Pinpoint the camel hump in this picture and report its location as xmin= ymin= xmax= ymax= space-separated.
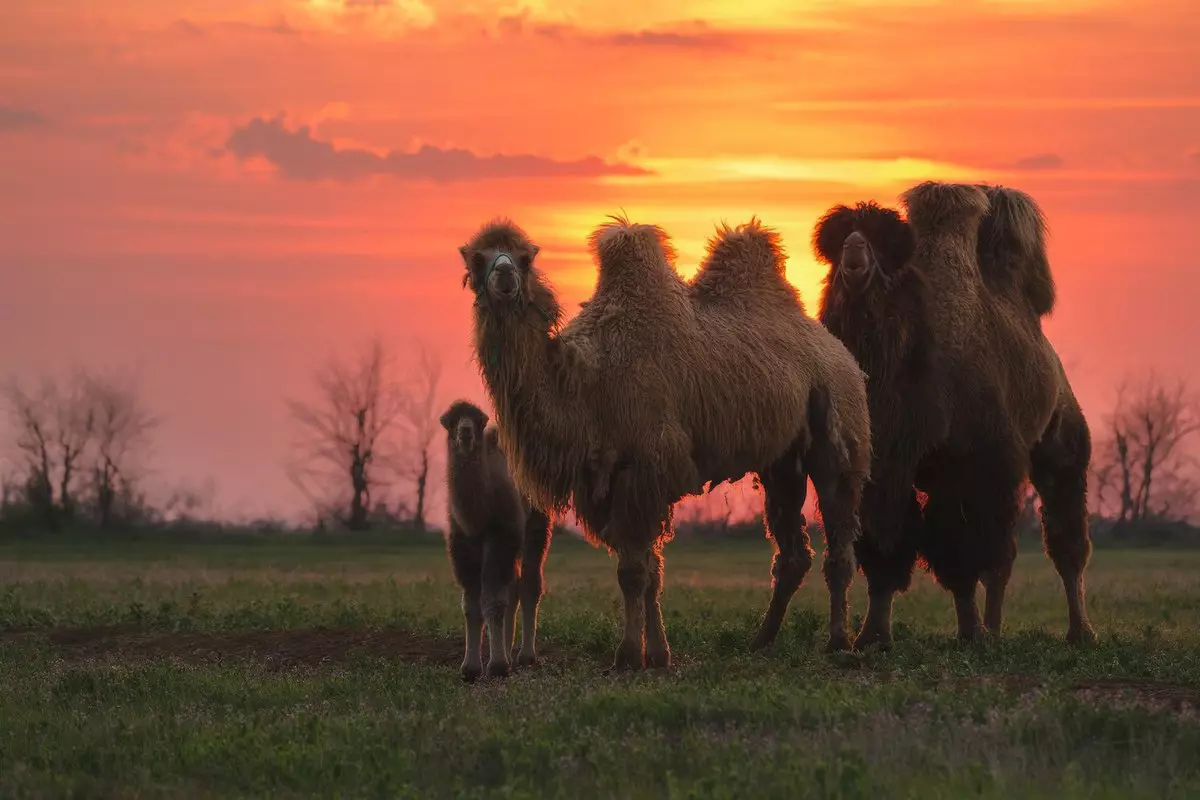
xmin=976 ymin=184 xmax=1056 ymax=316
xmin=901 ymin=181 xmax=990 ymax=237
xmin=587 ymin=214 xmax=676 ymax=279
xmin=694 ymin=217 xmax=789 ymax=291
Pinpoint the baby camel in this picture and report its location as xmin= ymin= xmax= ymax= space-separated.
xmin=441 ymin=399 xmax=553 ymax=681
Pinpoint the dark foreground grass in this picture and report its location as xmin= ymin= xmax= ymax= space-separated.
xmin=1 ymin=534 xmax=1198 ymax=798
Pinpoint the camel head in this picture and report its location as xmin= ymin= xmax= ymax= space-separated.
xmin=813 ymin=202 xmax=915 ymax=296
xmin=459 ymin=218 xmax=543 ymax=314
xmin=440 ymin=399 xmax=490 ymax=460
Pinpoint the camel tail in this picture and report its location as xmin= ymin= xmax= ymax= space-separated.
xmin=587 ymin=214 xmax=676 ymax=277
xmin=977 ymin=184 xmax=1056 ymax=316
xmin=901 ymin=181 xmax=990 ymax=237
xmin=695 ymin=217 xmax=789 ymax=291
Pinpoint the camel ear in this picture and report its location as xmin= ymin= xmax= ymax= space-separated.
xmin=812 ymin=205 xmax=857 ymax=266
xmin=458 ymin=245 xmax=470 ymax=266
xmin=439 ymin=409 xmax=455 ymax=431
xmin=476 ymin=409 xmax=490 ymax=429
xmin=519 ymin=244 xmax=539 ymax=272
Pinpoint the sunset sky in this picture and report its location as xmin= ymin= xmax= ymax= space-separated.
xmin=1 ymin=0 xmax=1198 ymax=522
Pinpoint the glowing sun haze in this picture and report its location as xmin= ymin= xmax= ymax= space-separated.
xmin=1 ymin=0 xmax=1198 ymax=520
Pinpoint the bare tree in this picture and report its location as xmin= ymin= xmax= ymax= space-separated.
xmin=395 ymin=343 xmax=443 ymax=532
xmin=1093 ymin=370 xmax=1200 ymax=524
xmin=286 ymin=336 xmax=406 ymax=531
xmin=84 ymin=370 xmax=159 ymax=527
xmin=54 ymin=373 xmax=95 ymax=520
xmin=2 ymin=377 xmax=56 ymax=523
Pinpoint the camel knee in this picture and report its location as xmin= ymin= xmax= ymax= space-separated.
xmin=520 ymin=567 xmax=544 ymax=606
xmin=822 ymin=539 xmax=856 ymax=593
xmin=617 ymin=561 xmax=650 ymax=598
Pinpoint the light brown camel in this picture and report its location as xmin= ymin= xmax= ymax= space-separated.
xmin=458 ymin=216 xmax=871 ymax=670
xmin=813 ymin=181 xmax=1096 ymax=647
xmin=441 ymin=399 xmax=553 ymax=681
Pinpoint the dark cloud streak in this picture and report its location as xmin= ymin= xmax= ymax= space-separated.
xmin=0 ymin=105 xmax=48 ymax=132
xmin=1013 ymin=153 xmax=1066 ymax=170
xmin=495 ymin=14 xmax=740 ymax=51
xmin=224 ymin=116 xmax=649 ymax=182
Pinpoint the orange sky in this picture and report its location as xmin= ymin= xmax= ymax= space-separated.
xmin=1 ymin=0 xmax=1198 ymax=522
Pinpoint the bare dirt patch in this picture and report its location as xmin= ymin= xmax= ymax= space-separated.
xmin=2 ymin=625 xmax=463 ymax=669
xmin=1070 ymin=677 xmax=1200 ymax=717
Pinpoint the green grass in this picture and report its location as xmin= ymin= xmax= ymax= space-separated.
xmin=1 ymin=533 xmax=1198 ymax=798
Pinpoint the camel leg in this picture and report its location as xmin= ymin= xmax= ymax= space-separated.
xmin=517 ymin=509 xmax=552 ymax=668
xmin=460 ymin=584 xmax=484 ymax=683
xmin=644 ymin=547 xmax=671 ymax=668
xmin=921 ymin=448 xmax=1022 ymax=644
xmin=750 ymin=449 xmax=814 ymax=651
xmin=854 ymin=486 xmax=923 ymax=651
xmin=612 ymin=541 xmax=651 ymax=671
xmin=1030 ymin=402 xmax=1097 ymax=645
xmin=982 ymin=522 xmax=1018 ymax=635
xmin=502 ymin=574 xmax=520 ymax=659
xmin=813 ymin=475 xmax=862 ymax=653
xmin=481 ymin=536 xmax=519 ymax=678
xmin=447 ymin=525 xmax=485 ymax=682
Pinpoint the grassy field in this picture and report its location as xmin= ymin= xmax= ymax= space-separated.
xmin=1 ymin=532 xmax=1198 ymax=799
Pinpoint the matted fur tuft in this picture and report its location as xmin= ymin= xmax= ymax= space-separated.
xmin=976 ymin=184 xmax=1056 ymax=315
xmin=901 ymin=181 xmax=990 ymax=235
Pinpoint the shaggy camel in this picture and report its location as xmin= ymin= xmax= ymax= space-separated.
xmin=441 ymin=399 xmax=553 ymax=681
xmin=458 ymin=216 xmax=871 ymax=670
xmin=813 ymin=181 xmax=1096 ymax=647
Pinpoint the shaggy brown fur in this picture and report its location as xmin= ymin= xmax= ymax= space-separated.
xmin=459 ymin=216 xmax=871 ymax=670
xmin=814 ymin=181 xmax=1095 ymax=647
xmin=441 ymin=399 xmax=552 ymax=681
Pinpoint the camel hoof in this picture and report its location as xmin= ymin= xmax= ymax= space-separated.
xmin=608 ymin=642 xmax=645 ymax=672
xmin=853 ymin=629 xmax=893 ymax=652
xmin=460 ymin=663 xmax=483 ymax=683
xmin=517 ymin=652 xmax=539 ymax=669
xmin=486 ymin=660 xmax=511 ymax=679
xmin=749 ymin=630 xmax=777 ymax=653
xmin=957 ymin=627 xmax=991 ymax=646
xmin=824 ymin=633 xmax=854 ymax=654
xmin=1067 ymin=625 xmax=1098 ymax=646
xmin=645 ymin=648 xmax=672 ymax=670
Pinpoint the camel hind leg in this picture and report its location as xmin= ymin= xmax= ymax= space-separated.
xmin=920 ymin=447 xmax=1022 ymax=643
xmin=853 ymin=485 xmax=923 ymax=651
xmin=806 ymin=393 xmax=866 ymax=654
xmin=750 ymin=441 xmax=815 ymax=651
xmin=517 ymin=507 xmax=552 ymax=668
xmin=644 ymin=546 xmax=671 ymax=668
xmin=480 ymin=535 xmax=520 ymax=678
xmin=1030 ymin=397 xmax=1097 ymax=645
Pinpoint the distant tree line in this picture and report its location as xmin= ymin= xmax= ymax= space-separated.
xmin=2 ymin=346 xmax=1197 ymax=546
xmin=1 ymin=368 xmax=157 ymax=530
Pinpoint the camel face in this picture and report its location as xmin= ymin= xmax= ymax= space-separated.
xmin=840 ymin=231 xmax=881 ymax=292
xmin=451 ymin=416 xmax=482 ymax=458
xmin=439 ymin=400 xmax=490 ymax=460
xmin=465 ymin=248 xmax=531 ymax=309
xmin=813 ymin=202 xmax=916 ymax=298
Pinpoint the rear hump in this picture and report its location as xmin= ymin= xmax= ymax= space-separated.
xmin=692 ymin=218 xmax=793 ymax=298
xmin=977 ymin=184 xmax=1056 ymax=315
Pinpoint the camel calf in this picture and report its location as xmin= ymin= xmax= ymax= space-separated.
xmin=441 ymin=399 xmax=552 ymax=681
